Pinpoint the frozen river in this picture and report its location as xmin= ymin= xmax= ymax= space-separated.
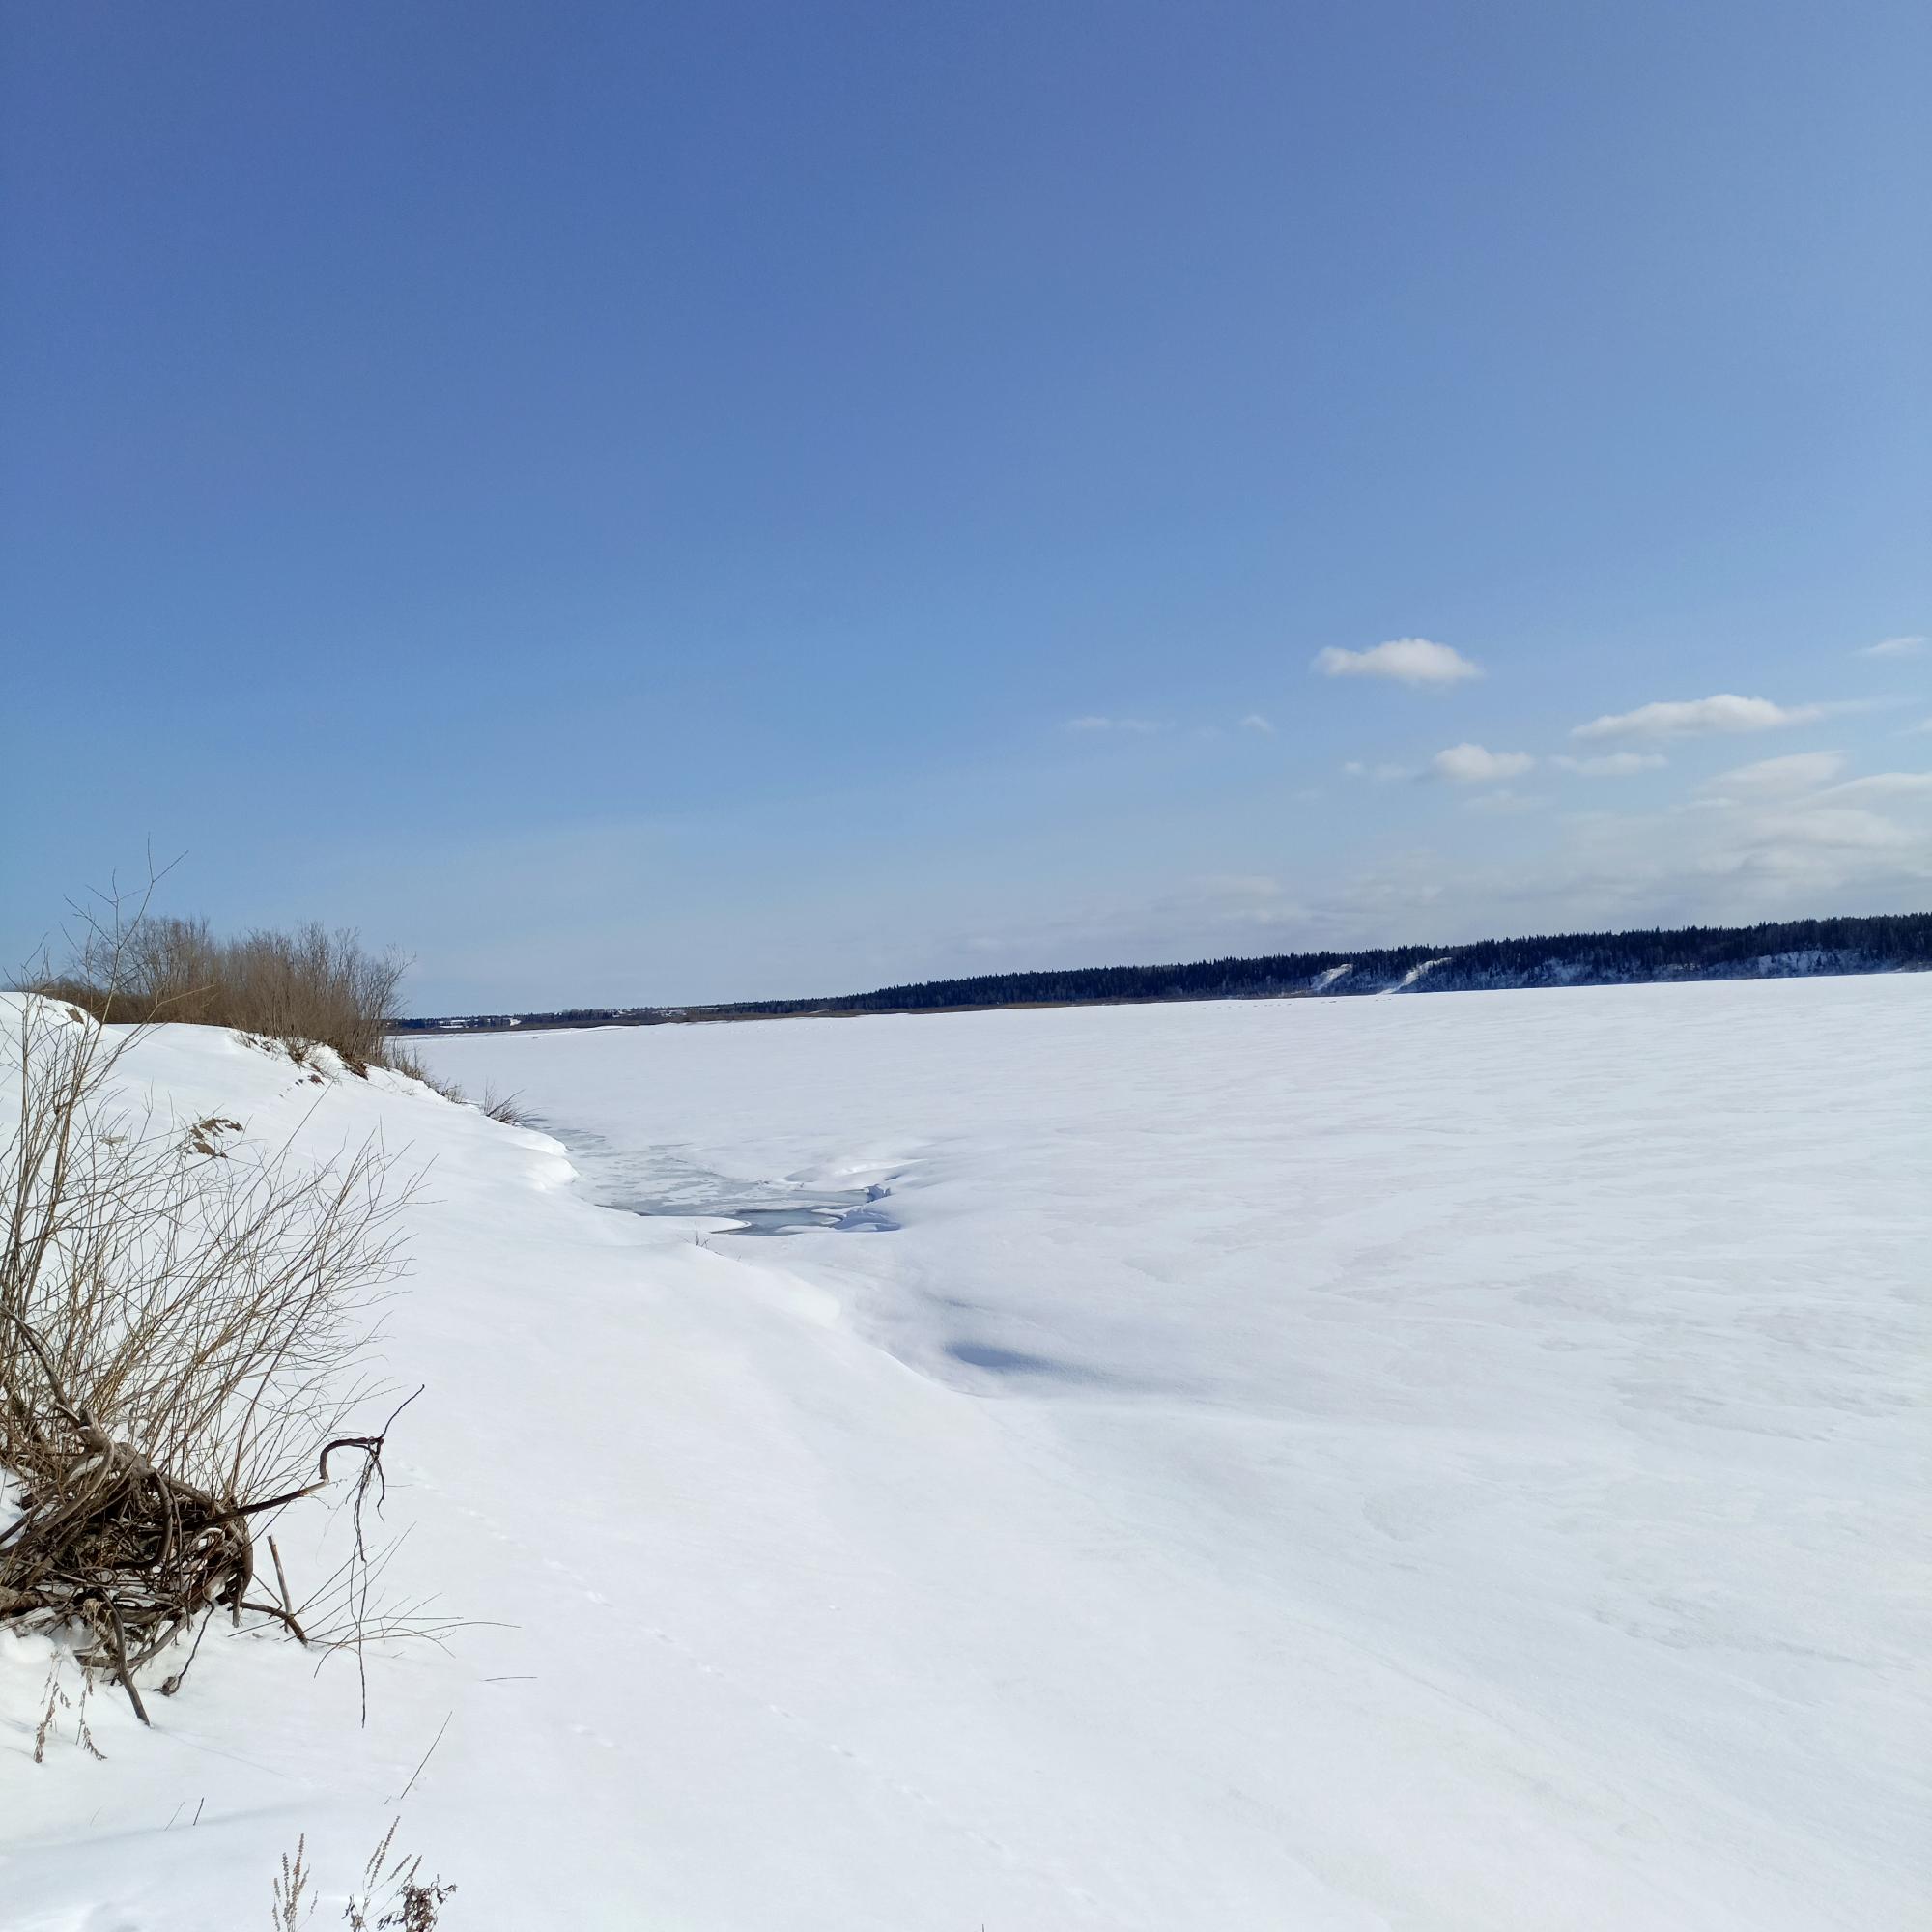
xmin=405 ymin=975 xmax=1928 ymax=1928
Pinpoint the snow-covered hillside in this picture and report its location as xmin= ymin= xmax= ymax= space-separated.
xmin=4 ymin=979 xmax=1926 ymax=1929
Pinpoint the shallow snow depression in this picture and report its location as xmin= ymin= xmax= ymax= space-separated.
xmin=4 ymin=978 xmax=1926 ymax=1929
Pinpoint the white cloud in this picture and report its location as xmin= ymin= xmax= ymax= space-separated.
xmin=1312 ymin=638 xmax=1482 ymax=687
xmin=1821 ymin=771 xmax=1932 ymax=801
xmin=1549 ymin=752 xmax=1666 ymax=778
xmin=1699 ymin=751 xmax=1847 ymax=798
xmin=1856 ymin=635 xmax=1926 ymax=659
xmin=945 ymin=777 xmax=1932 ymax=978
xmin=1322 ymin=753 xmax=1932 ymax=952
xmin=1572 ymin=695 xmax=1826 ymax=741
xmin=1738 ymin=804 xmax=1918 ymax=855
xmin=1484 ymin=789 xmax=1932 ymax=932
xmin=1238 ymin=713 xmax=1276 ymax=735
xmin=1432 ymin=743 xmax=1535 ymax=783
xmin=1065 ymin=715 xmax=1159 ymax=734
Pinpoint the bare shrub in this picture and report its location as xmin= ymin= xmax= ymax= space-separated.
xmin=26 ymin=894 xmax=522 ymax=1130
xmin=0 ymin=979 xmax=412 ymax=1717
xmin=39 ymin=916 xmax=409 ymax=1073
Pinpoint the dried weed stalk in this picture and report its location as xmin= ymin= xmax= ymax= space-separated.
xmin=274 ymin=1821 xmax=456 ymax=1931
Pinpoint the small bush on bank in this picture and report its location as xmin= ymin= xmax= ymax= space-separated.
xmin=33 ymin=917 xmax=408 ymax=1073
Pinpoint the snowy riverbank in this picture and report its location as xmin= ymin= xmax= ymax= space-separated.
xmin=4 ymin=978 xmax=1926 ymax=1928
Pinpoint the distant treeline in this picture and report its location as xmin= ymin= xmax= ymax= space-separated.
xmin=396 ymin=912 xmax=1932 ymax=1035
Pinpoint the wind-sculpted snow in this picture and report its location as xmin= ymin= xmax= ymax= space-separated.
xmin=3 ymin=980 xmax=1925 ymax=1929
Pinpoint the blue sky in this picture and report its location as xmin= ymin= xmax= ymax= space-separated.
xmin=3 ymin=1 xmax=1926 ymax=1009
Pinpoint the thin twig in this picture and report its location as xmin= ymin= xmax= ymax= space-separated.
xmin=268 ymin=1534 xmax=296 ymax=1617
xmin=90 ymin=1591 xmax=150 ymax=1724
xmin=392 ymin=1711 xmax=452 ymax=1804
xmin=241 ymin=1599 xmax=310 ymax=1644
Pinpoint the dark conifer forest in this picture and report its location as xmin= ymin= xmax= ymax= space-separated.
xmin=397 ymin=911 xmax=1932 ymax=1035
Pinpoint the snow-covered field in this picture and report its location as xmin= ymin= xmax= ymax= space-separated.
xmin=4 ymin=978 xmax=1926 ymax=1929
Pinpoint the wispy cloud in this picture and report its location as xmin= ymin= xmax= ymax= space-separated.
xmin=1572 ymin=694 xmax=1826 ymax=741
xmin=1312 ymin=638 xmax=1482 ymax=688
xmin=1065 ymin=715 xmax=1160 ymax=734
xmin=1856 ymin=635 xmax=1926 ymax=659
xmin=1693 ymin=753 xmax=1932 ymax=811
xmin=926 ymin=772 xmax=1932 ymax=980
xmin=1432 ymin=742 xmax=1535 ymax=783
xmin=1549 ymin=752 xmax=1666 ymax=778
xmin=1343 ymin=759 xmax=1418 ymax=781
xmin=1698 ymin=751 xmax=1847 ymax=798
xmin=1821 ymin=770 xmax=1932 ymax=800
xmin=1238 ymin=713 xmax=1276 ymax=735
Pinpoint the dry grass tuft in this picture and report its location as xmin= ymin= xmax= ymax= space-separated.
xmin=273 ymin=1834 xmax=315 ymax=1930
xmin=378 ymin=1041 xmax=467 ymax=1107
xmin=274 ymin=1821 xmax=456 ymax=1930
xmin=478 ymin=1086 xmax=530 ymax=1127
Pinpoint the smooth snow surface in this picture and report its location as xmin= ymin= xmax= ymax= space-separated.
xmin=3 ymin=980 xmax=1927 ymax=1929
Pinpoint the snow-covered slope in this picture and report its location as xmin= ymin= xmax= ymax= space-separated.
xmin=3 ymin=979 xmax=1926 ymax=1929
